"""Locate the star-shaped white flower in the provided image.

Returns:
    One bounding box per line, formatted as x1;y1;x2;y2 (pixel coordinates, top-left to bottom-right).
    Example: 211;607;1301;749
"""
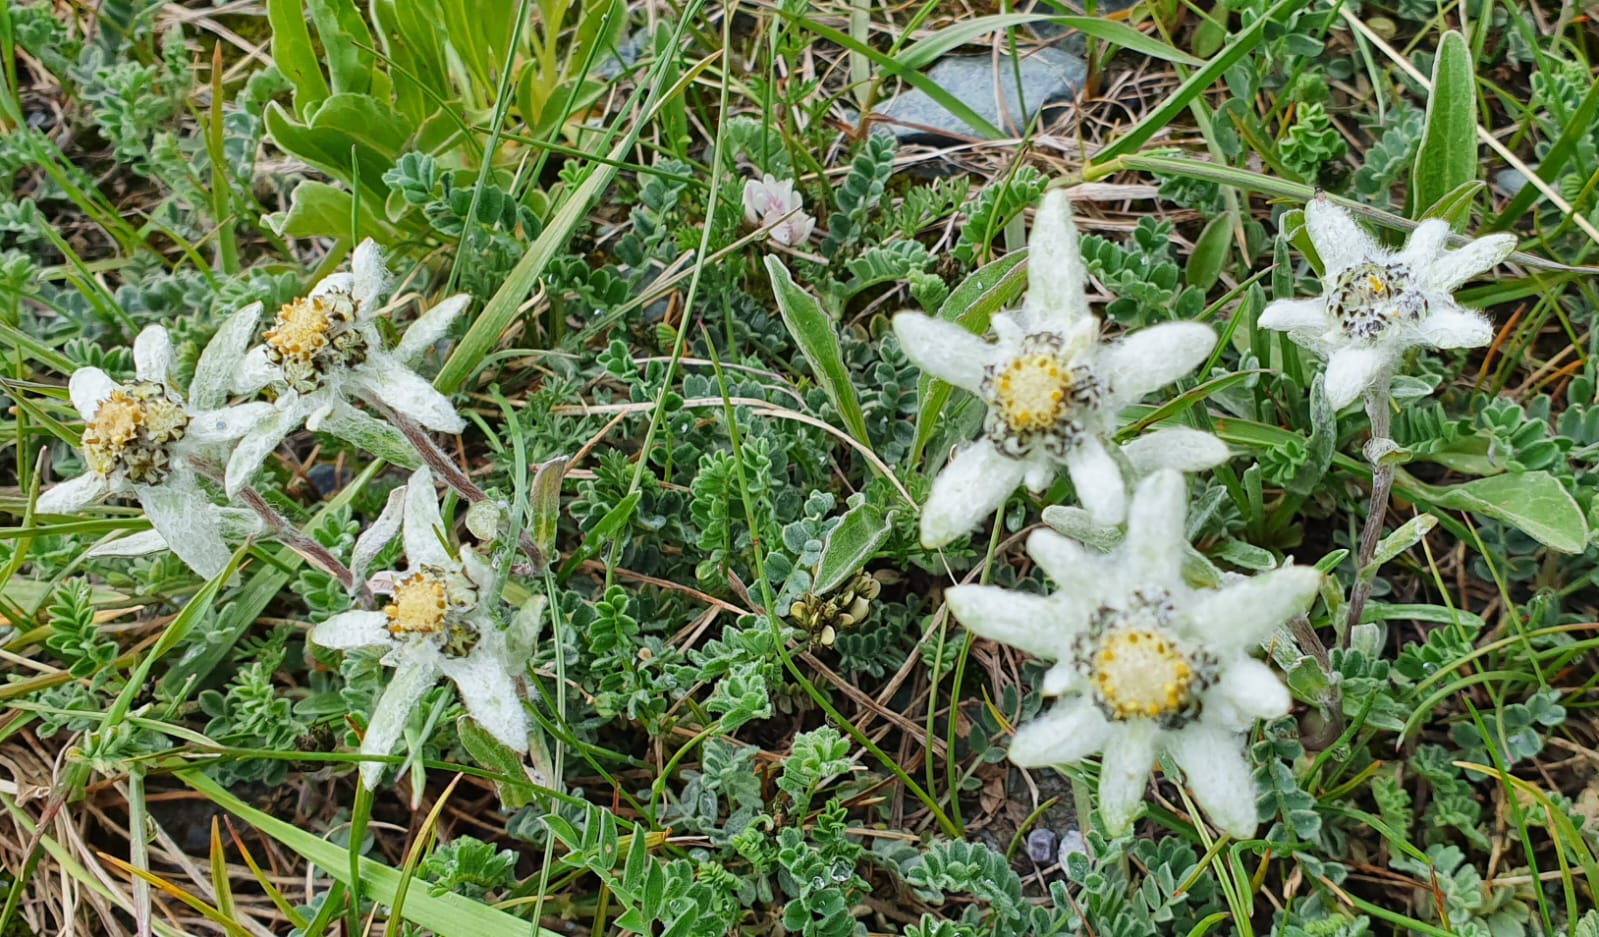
309;466;528;789
1258;196;1516;409
218;240;472;497
37;326;273;578
743;174;815;247
895;190;1224;547
947;470;1321;837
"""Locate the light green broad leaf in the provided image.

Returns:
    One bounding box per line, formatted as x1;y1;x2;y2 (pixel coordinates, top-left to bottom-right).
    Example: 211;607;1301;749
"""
180;771;563;937
764;256;872;447
1411;30;1477;227
812;500;893;596
1400;471;1588;554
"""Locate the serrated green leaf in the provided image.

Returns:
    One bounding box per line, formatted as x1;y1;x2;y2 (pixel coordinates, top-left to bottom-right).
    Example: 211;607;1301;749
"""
764;256;871;446
1411;31;1477;228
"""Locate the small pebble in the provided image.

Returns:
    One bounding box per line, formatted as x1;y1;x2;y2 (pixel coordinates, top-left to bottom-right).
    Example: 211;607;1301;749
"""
1057;829;1088;867
1025;828;1057;863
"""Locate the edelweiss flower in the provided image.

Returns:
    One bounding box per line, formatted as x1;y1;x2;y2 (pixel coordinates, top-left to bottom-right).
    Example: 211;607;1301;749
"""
1258;196;1516;409
310;467;528;789
895;190;1224;547
947;470;1321;837
220;240;472;496
743;174;815;247
37;326;273;578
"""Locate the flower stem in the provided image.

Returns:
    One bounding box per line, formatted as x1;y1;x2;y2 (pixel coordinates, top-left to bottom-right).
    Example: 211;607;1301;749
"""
378;405;550;572
236;485;364;598
1342;393;1395;643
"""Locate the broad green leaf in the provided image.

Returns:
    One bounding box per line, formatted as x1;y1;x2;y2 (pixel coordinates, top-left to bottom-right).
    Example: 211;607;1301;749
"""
1402;471;1588;554
456;718;537;809
1185;213;1231;291
179;771;564;937
910;247;1029;465
764;256;872;447
1411;30;1477;228
529;456;570;565
305;0;375;97
812;502;892;596
1418;180;1485;230
1093;0;1303;164
266;0;329;118
264;180;394;243
263;97;410;202
373;0;450;125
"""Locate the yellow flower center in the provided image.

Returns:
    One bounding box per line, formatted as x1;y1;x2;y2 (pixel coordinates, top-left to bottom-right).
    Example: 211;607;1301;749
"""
384;571;449;636
980;333;1102;459
263;291;369;392
81;382;189;484
994;354;1070;433
1090;628;1197;721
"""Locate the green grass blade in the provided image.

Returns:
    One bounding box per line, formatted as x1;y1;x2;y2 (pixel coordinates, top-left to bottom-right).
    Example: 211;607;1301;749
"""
178;771;566;937
781;10;1001;138
436;34;708;393
1092;0;1307;164
1053;15;1204;67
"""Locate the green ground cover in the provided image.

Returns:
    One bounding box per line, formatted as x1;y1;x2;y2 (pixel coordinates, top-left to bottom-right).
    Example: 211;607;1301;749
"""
2;0;1598;934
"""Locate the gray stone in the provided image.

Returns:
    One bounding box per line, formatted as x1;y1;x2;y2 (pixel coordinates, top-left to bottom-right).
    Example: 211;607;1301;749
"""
872;45;1086;142
1025;828;1058;862
1057;829;1088;867
1494;167;1529;197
